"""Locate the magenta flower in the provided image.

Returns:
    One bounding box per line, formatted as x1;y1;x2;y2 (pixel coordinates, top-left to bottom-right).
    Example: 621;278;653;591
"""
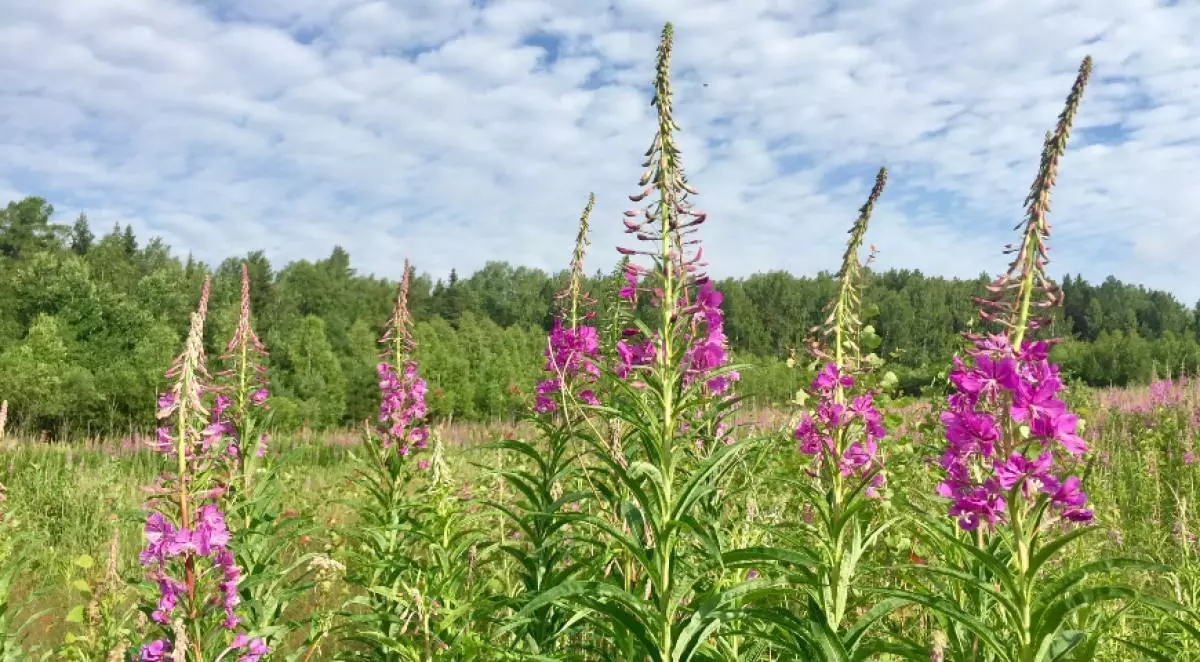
533;319;603;414
139;639;171;661
793;362;887;496
376;360;430;457
936;335;1093;530
231;634;270;662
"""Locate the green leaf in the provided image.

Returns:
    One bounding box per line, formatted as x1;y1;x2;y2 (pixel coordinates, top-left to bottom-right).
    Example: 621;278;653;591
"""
1046;630;1083;661
64;605;84;623
73;555;94;570
70;578;90;593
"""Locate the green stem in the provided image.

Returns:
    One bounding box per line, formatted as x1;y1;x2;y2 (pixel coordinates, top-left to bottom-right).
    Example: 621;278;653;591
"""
1010;493;1035;659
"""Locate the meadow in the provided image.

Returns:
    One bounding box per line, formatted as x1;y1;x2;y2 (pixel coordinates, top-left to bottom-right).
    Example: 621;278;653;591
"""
1;22;1199;661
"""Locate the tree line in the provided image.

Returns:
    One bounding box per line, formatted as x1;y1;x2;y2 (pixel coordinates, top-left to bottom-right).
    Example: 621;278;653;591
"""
1;196;1196;436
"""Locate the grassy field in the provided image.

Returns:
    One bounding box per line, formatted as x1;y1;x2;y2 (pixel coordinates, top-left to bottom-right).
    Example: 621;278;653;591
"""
1;380;1198;659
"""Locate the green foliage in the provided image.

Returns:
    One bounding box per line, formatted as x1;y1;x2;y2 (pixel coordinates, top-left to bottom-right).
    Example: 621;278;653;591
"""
0;192;1194;436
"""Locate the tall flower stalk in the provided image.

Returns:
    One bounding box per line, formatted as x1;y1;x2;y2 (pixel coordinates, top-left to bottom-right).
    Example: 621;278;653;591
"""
534;193;602;415
138;276;266;661
521;25;756;662
212;264;313;652
344;258;474;659
905;55;1152;660
781;167;902;647
491;194;599;655
216;264;271;496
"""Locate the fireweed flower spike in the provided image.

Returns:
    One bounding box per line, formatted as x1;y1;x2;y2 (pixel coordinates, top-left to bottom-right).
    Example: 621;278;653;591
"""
785;167;896;638
514;25;760;662
613;26;736;403
534;193;602;415
216;263;271;492
795;167;890;498
343;259;480;658
914;56;1145;659
376;258;430;458
139;276;266;660
492;194;601;654
936;58;1095;533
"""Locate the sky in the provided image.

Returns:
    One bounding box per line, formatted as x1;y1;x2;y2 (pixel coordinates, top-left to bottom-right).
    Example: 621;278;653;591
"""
0;0;1198;304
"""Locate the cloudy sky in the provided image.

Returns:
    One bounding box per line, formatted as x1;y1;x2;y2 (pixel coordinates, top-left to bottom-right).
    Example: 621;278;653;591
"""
1;0;1197;303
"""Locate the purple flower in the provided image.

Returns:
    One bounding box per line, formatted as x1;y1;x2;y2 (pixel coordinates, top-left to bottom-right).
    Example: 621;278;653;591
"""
992;452;1053;495
615;338;656;379
793;361;888;496
936;336;1091;531
618;264;639;301
376;360;430;454
236;637;270;662
139;640;171;661
947;487;1007;532
813;363;854;393
533;320;603;414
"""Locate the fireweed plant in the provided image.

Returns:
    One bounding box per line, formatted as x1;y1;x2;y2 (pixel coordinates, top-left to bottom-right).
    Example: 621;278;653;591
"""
893;56;1155;660
518;24;777;662
763;167;916;657
138;276;268;661
215;264;317;651
485;194;599;655
341;259;489;659
217;264;272;496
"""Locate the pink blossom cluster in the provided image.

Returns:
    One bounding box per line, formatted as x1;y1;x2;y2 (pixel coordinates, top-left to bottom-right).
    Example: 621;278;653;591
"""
209;393;269;460
533;320;602;413
152;392;210;457
615;331;657;380
937;334;1092;531
377;360;429;456
138;504;267;660
681;280;738;395
614;273;737;398
793;364;886;495
140;635;267;662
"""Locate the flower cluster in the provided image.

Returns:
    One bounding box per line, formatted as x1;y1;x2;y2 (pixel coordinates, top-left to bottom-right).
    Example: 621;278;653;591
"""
139;505;240;627
681;279;738;395
375;259;432;459
793;364;886;495
534;320;601;413
615;329;657;381
613;275;737;398
139;632;268;662
377;360;429;455
936;334;1092;531
139;278;266;660
215;263;273;463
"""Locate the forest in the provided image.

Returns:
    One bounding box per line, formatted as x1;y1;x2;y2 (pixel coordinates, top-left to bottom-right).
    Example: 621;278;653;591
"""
1;193;1197;436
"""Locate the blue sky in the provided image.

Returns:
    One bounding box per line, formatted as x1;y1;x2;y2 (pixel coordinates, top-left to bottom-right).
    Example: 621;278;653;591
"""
0;0;1198;303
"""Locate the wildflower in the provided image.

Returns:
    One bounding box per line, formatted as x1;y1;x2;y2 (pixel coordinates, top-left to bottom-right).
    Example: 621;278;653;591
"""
936;56;1094;533
533;320;602;413
376;259;431;461
937;336;1093;530
534;194;604;416
794;363;886;496
139;639;171;661
138;276;258;650
230;633;269;661
213;263;272;484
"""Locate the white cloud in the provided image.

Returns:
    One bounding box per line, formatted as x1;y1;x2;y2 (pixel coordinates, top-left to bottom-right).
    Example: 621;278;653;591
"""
0;0;1197;305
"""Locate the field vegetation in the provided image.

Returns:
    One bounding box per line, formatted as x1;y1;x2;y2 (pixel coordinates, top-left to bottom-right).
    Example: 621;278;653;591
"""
1;23;1199;661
